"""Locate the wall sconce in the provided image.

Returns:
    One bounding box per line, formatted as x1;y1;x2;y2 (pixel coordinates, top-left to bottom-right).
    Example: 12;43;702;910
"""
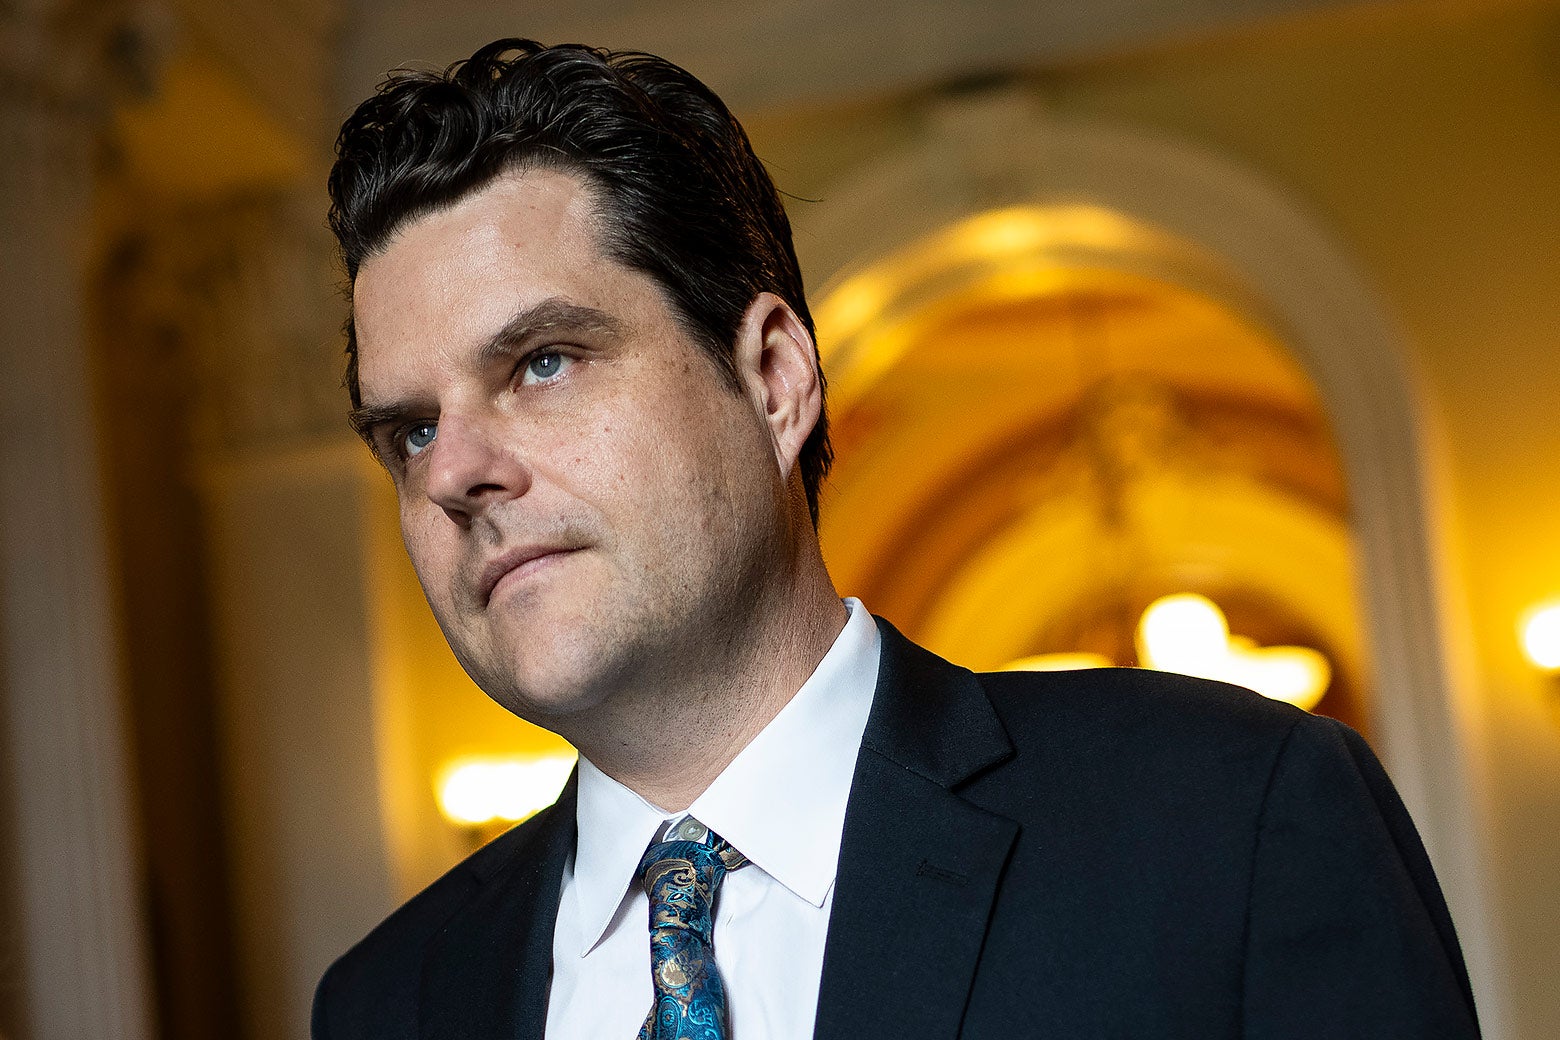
435;752;578;845
1519;602;1560;673
1136;593;1330;711
999;593;1331;712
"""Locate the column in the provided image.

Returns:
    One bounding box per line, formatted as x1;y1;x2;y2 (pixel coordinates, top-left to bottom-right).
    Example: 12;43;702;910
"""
0;6;154;1039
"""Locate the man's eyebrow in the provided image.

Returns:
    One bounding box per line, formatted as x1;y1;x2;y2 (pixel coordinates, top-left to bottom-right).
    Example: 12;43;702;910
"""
347;402;406;443
472;297;627;368
347;298;626;443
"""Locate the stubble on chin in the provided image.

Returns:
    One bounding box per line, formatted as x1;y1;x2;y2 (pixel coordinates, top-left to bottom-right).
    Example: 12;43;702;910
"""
452;572;648;725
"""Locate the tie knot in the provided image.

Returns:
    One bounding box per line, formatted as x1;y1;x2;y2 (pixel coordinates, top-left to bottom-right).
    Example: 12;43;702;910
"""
638;820;747;882
636;823;746;940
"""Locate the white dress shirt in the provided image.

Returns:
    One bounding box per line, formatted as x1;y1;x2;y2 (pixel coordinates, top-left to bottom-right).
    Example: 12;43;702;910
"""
544;599;881;1039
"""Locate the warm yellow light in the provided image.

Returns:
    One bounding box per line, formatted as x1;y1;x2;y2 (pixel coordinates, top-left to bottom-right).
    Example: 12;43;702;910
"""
953;209;1053;258
435;753;577;827
1137;594;1330;711
1520;603;1560;672
813;271;893;347
1001;652;1114;672
1137;594;1231;680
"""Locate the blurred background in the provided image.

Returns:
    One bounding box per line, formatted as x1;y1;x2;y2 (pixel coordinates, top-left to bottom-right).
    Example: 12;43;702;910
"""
2;0;1559;1038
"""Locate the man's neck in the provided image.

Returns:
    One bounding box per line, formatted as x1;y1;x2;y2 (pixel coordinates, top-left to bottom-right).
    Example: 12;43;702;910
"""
565;566;849;812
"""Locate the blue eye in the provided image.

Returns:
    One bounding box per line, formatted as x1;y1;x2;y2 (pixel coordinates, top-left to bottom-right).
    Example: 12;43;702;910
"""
522;351;571;384
402;422;437;457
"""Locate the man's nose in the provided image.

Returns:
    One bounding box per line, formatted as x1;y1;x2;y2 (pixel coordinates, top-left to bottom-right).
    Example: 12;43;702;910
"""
423;414;532;525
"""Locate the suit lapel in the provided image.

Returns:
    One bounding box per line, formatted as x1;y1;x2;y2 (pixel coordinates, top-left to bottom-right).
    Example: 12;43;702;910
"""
419;773;577;1040
814;621;1018;1040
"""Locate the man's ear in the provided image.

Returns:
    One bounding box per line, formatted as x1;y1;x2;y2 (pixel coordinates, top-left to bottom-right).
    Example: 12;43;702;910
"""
732;292;823;480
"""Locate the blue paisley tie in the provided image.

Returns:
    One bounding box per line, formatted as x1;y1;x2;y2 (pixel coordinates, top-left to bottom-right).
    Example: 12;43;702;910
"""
636;819;747;1040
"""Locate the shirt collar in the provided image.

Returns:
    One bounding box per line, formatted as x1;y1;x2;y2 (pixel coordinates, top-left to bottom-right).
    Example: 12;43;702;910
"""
570;598;881;955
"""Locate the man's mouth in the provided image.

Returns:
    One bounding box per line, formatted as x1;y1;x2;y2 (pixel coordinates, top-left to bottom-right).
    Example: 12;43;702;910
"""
476;545;582;606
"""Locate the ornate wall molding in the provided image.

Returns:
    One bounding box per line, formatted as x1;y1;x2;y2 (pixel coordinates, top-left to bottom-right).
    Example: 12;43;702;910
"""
100;188;354;459
0;1;173;111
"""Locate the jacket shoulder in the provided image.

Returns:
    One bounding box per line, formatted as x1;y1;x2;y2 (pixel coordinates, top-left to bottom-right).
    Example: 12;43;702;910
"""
976;664;1309;757
965;665;1330;839
312;797;568;1039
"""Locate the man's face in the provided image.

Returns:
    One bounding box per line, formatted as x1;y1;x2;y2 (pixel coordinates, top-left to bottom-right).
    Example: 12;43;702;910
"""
351;169;789;728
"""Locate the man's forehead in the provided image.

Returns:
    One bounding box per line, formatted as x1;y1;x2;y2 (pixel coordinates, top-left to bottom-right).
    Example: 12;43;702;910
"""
356;168;600;304
352;169;614;391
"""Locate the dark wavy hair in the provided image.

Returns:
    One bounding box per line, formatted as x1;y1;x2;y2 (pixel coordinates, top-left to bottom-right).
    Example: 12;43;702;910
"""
328;39;831;524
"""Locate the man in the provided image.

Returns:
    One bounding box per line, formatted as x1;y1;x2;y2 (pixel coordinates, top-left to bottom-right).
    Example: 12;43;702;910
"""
314;38;1480;1040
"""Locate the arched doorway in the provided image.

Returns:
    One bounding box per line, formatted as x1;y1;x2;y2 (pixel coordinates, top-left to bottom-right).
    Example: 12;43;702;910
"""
794;94;1498;1018
817;215;1367;733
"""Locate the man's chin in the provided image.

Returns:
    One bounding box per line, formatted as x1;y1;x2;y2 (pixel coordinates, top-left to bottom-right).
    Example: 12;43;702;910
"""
475;649;630;728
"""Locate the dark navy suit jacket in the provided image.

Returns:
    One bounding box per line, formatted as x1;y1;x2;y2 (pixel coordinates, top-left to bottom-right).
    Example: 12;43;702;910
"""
313;619;1480;1039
